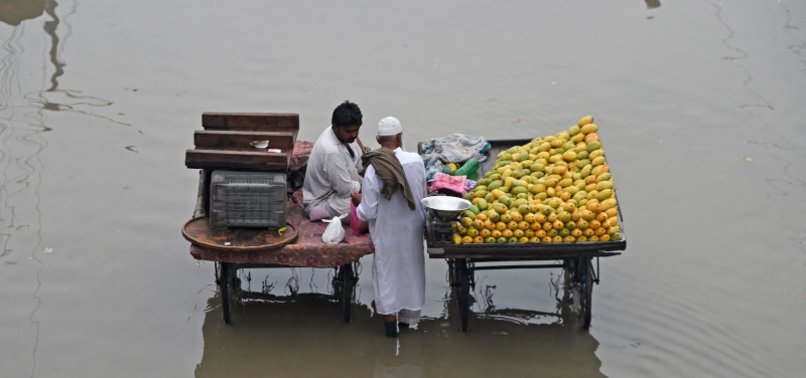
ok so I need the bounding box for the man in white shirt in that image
[303,101,364,221]
[352,116,427,338]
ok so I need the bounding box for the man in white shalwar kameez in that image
[353,116,427,338]
[303,101,364,221]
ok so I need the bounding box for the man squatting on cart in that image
[352,116,427,338]
[303,101,365,221]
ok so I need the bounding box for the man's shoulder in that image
[398,150,424,163]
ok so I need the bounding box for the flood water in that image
[2,0,805,377]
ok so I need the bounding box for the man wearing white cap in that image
[352,116,427,337]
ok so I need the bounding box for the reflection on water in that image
[0,0,45,26]
[195,288,604,378]
[42,0,64,92]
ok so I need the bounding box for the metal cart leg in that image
[456,259,471,332]
[579,257,593,329]
[338,263,355,322]
[218,262,232,324]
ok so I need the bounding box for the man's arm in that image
[356,166,379,222]
[325,152,361,196]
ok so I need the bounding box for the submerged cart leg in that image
[219,262,231,324]
[339,263,355,322]
[579,257,594,329]
[456,259,471,332]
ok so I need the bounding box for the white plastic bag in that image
[321,214,347,245]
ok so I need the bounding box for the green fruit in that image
[477,198,488,210]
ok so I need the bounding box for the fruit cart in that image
[420,138,627,331]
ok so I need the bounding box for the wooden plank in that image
[193,130,296,151]
[202,112,299,132]
[186,149,290,171]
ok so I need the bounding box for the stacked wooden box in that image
[185,112,299,228]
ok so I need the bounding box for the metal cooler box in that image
[209,170,287,228]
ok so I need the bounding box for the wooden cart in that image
[184,200,374,324]
[183,112,374,324]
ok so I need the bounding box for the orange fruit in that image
[518,221,530,231]
[483,219,496,230]
[491,229,503,239]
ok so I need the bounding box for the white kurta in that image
[356,147,427,318]
[302,126,363,217]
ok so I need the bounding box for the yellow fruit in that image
[597,189,613,201]
[462,235,474,244]
[596,181,614,191]
[477,198,488,210]
[581,123,598,134]
[578,115,594,126]
[600,198,617,211]
[453,233,463,245]
[483,219,496,231]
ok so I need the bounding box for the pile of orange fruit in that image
[452,116,622,244]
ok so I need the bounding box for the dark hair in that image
[331,101,363,128]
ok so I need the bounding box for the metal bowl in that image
[421,196,472,220]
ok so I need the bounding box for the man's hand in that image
[351,192,362,205]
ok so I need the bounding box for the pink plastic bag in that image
[429,173,468,196]
[349,202,369,236]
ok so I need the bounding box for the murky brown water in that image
[2,0,805,377]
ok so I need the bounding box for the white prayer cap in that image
[377,116,402,136]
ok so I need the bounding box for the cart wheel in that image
[219,262,231,324]
[456,259,471,332]
[579,258,593,329]
[338,263,355,322]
